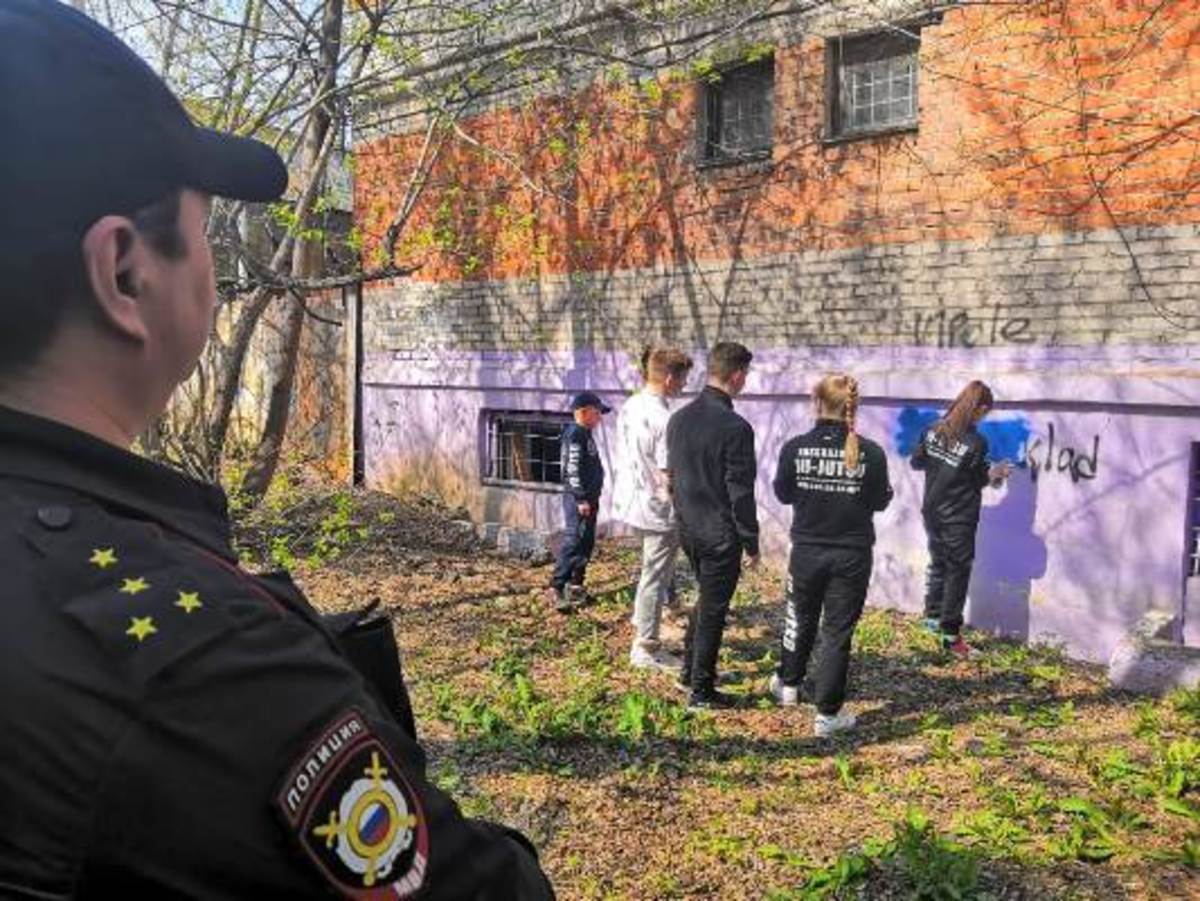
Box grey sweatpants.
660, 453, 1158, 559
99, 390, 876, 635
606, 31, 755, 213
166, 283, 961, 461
630, 527, 680, 649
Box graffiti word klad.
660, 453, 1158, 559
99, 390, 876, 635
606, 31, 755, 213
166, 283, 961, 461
1024, 424, 1099, 484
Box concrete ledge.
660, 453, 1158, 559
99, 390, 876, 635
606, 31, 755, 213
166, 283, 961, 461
469, 521, 554, 564
1108, 612, 1200, 695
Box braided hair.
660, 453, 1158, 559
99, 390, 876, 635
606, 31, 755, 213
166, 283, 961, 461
814, 374, 861, 471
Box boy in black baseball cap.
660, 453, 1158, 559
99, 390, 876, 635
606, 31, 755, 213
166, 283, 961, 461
547, 391, 612, 611
0, 3, 554, 898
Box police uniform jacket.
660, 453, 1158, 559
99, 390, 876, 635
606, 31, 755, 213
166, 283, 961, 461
772, 420, 893, 548
560, 422, 603, 503
665, 386, 759, 557
0, 406, 552, 900
910, 421, 992, 526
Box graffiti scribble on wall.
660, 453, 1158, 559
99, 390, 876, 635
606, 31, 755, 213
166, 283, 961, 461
1025, 424, 1100, 483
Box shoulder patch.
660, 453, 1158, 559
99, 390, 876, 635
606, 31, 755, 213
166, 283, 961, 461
277, 711, 429, 899
25, 509, 246, 684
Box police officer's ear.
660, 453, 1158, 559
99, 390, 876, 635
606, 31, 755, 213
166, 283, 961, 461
80, 215, 151, 344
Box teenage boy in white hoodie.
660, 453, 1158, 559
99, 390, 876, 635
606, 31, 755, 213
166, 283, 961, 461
612, 347, 694, 669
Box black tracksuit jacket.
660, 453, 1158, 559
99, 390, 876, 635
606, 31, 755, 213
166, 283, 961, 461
561, 422, 604, 503
773, 420, 893, 548
910, 422, 992, 525
666, 386, 760, 556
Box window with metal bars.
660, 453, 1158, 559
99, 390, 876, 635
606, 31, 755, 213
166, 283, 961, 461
483, 411, 571, 488
1189, 443, 1200, 577
700, 59, 774, 164
827, 29, 920, 139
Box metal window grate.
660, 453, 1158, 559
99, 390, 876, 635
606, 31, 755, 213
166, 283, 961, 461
703, 59, 774, 161
832, 30, 920, 137
484, 412, 570, 486
1190, 443, 1200, 577
843, 53, 917, 131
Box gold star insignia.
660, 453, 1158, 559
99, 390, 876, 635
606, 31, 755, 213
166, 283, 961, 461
119, 577, 150, 595
89, 548, 118, 569
126, 616, 157, 642
175, 591, 203, 614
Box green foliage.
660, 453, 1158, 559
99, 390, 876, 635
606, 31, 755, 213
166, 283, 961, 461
1089, 748, 1154, 798
926, 728, 955, 760
1049, 797, 1120, 861
788, 810, 979, 900
429, 630, 707, 748
1156, 737, 1200, 798
788, 849, 873, 900
1133, 699, 1164, 739
1180, 835, 1200, 867
1009, 700, 1075, 730
758, 843, 809, 870
853, 611, 896, 654
953, 808, 1031, 857
833, 753, 855, 790
230, 467, 375, 571
688, 819, 750, 864
1161, 797, 1200, 823
268, 200, 325, 242
892, 809, 981, 900
1172, 685, 1200, 727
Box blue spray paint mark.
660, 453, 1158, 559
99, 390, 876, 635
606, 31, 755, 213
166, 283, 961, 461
893, 406, 1032, 465
980, 418, 1033, 467
893, 407, 940, 456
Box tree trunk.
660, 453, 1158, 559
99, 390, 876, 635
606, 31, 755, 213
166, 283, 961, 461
240, 0, 344, 501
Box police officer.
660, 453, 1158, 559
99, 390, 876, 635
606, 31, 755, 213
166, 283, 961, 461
0, 2, 553, 898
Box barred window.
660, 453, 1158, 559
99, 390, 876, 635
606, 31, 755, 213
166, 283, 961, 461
483, 411, 571, 487
828, 29, 919, 139
701, 58, 774, 163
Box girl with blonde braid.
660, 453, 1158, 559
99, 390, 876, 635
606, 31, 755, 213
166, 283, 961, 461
769, 375, 893, 737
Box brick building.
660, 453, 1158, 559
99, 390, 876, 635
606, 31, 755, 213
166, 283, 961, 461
349, 0, 1200, 662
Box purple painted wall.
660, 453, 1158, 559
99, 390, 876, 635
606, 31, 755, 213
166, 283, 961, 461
363, 345, 1200, 663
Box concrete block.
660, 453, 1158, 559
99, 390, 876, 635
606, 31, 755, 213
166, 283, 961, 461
1108, 611, 1200, 695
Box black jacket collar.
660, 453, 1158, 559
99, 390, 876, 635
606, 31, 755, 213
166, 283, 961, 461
814, 418, 848, 433
0, 405, 235, 560
701, 385, 734, 408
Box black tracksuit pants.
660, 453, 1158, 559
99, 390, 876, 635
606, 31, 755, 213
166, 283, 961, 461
922, 515, 978, 636
552, 497, 597, 591
778, 542, 872, 716
680, 537, 742, 696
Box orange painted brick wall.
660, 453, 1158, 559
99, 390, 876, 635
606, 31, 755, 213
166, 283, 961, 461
355, 0, 1200, 285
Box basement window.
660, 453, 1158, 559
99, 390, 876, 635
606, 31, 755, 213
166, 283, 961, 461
827, 28, 920, 140
700, 58, 775, 164
483, 411, 571, 488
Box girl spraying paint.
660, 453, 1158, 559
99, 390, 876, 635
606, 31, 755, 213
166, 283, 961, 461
911, 380, 1012, 658
770, 374, 893, 738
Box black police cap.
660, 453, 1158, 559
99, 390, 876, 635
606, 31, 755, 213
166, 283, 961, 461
0, 0, 289, 263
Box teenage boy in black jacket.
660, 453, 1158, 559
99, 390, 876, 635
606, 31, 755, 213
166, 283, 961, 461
666, 342, 759, 710
548, 392, 610, 611
770, 375, 892, 737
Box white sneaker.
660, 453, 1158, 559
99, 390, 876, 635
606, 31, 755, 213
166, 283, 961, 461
814, 711, 857, 738
629, 645, 683, 671
768, 674, 799, 707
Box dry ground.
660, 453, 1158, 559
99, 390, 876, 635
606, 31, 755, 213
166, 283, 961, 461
241, 488, 1200, 900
